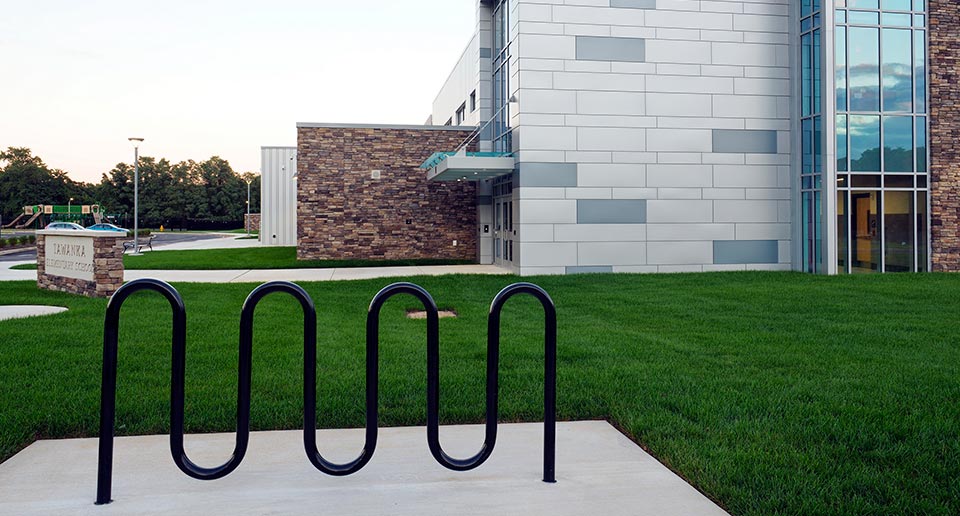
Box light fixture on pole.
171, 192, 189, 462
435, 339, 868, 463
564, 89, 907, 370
68, 197, 74, 218
128, 137, 144, 255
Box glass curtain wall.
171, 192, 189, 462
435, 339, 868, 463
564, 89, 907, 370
800, 1, 824, 273
835, 0, 928, 273
491, 0, 512, 153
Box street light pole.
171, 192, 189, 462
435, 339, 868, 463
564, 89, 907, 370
68, 197, 73, 219
246, 179, 252, 236
128, 137, 144, 255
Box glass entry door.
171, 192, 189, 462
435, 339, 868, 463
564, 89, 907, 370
494, 197, 513, 267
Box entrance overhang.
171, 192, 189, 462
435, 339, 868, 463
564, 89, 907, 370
420, 151, 515, 182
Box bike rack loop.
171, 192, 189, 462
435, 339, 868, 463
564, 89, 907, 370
488, 282, 557, 483
96, 278, 558, 505
97, 278, 252, 505
368, 283, 499, 472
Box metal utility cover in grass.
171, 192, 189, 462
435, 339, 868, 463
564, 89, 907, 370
0, 421, 728, 515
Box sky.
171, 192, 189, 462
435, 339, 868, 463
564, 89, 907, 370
0, 0, 476, 183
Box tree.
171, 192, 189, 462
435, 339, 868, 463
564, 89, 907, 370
1, 147, 254, 229
0, 147, 94, 222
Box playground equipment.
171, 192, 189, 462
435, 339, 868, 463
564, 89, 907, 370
1, 204, 103, 229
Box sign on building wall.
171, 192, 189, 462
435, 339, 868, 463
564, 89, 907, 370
44, 235, 95, 281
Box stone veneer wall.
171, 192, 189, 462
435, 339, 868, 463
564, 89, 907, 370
297, 126, 477, 261
37, 235, 124, 297
244, 213, 261, 233
930, 1, 960, 271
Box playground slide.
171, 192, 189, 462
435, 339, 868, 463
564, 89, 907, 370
1, 213, 26, 229
16, 211, 41, 229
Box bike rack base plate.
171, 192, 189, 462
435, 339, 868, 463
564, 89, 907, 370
0, 421, 728, 516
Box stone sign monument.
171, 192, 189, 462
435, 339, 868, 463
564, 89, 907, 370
36, 229, 124, 297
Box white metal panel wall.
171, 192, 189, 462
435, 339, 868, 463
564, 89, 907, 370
260, 147, 297, 246
432, 33, 481, 127
511, 0, 793, 276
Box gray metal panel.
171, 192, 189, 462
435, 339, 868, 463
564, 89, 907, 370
297, 122, 477, 131
610, 0, 657, 8
518, 163, 578, 187
480, 47, 492, 59
576, 36, 646, 62
713, 240, 779, 264
260, 147, 298, 247
566, 266, 613, 274
577, 200, 647, 224
711, 129, 779, 154
477, 195, 493, 205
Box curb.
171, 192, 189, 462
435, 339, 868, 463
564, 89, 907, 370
0, 247, 34, 257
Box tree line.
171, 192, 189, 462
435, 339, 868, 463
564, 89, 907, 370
0, 147, 260, 229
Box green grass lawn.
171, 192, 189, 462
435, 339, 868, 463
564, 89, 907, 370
0, 272, 958, 515
11, 246, 474, 270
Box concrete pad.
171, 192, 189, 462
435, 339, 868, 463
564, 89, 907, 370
0, 305, 67, 321
0, 421, 727, 516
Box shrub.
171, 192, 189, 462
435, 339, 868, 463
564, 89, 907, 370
28, 235, 36, 244
0, 239, 6, 248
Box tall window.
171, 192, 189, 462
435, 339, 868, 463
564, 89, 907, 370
492, 0, 512, 153
800, 1, 824, 273
835, 0, 928, 273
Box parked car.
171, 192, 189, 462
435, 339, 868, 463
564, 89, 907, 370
44, 222, 85, 230
87, 223, 129, 232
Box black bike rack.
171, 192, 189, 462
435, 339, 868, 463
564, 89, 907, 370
96, 278, 556, 505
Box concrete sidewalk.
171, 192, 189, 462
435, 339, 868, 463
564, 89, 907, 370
1, 234, 511, 283
0, 263, 509, 283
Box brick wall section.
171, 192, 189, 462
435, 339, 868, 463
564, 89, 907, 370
930, 1, 960, 271
37, 235, 124, 297
297, 126, 477, 261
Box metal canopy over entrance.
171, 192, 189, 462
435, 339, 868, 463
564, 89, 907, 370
420, 150, 515, 182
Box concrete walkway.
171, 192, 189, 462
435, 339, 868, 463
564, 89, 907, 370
1, 233, 511, 283
0, 421, 729, 516
0, 263, 508, 283
0, 305, 68, 321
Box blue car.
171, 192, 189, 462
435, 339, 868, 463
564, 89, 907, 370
87, 223, 129, 232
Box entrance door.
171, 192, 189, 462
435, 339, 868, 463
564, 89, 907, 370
493, 197, 514, 268
851, 191, 881, 272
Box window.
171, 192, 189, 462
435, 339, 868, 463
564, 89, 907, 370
444, 118, 452, 126
800, 3, 823, 273
470, 90, 477, 112
491, 0, 512, 153
455, 103, 466, 125
835, 0, 929, 273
